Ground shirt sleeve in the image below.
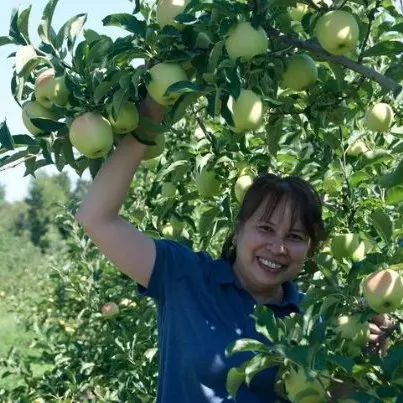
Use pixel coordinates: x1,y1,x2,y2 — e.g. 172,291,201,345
136,239,206,303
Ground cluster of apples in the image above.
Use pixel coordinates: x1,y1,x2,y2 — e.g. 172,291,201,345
20,1,396,164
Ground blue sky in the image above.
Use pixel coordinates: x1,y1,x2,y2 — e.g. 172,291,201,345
0,0,139,202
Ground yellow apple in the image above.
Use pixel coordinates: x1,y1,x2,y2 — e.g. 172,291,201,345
330,233,367,262
282,54,318,91
35,68,69,109
144,134,165,160
334,315,370,346
21,101,59,135
195,169,220,198
156,0,189,28
106,101,139,134
364,103,394,132
234,175,254,203
315,10,359,55
289,3,308,21
231,89,264,133
225,22,268,61
146,62,188,105
69,112,114,159
362,268,403,313
284,366,330,403
101,302,119,318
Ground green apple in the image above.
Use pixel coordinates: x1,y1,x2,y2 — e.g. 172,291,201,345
231,89,264,133
234,175,254,203
225,22,268,61
106,102,139,134
21,101,59,135
284,366,330,403
330,233,367,262
144,134,165,160
334,315,370,346
156,0,189,29
101,302,119,318
364,103,394,132
347,140,369,156
282,54,318,91
69,112,114,159
195,169,220,198
315,10,359,55
161,182,177,197
362,268,403,313
146,62,188,105
289,3,308,21
35,68,69,109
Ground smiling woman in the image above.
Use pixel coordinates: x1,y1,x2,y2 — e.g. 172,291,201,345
221,173,327,304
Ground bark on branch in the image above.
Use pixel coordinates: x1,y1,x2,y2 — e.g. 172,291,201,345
264,25,402,95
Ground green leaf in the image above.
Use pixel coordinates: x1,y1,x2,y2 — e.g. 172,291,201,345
38,0,58,46
245,354,276,385
370,208,393,242
0,122,14,150
102,14,146,37
9,8,27,45
17,6,32,44
386,186,403,205
363,41,403,57
226,364,247,399
167,93,202,124
165,81,211,97
0,150,29,168
55,14,87,52
0,36,17,46
253,305,278,343
226,338,269,356
29,118,66,133
12,134,37,146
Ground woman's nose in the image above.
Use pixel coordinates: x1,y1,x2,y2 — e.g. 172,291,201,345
266,237,287,254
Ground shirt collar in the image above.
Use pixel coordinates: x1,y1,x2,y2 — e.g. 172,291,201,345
211,258,301,312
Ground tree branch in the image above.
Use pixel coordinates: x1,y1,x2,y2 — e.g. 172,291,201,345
263,25,402,95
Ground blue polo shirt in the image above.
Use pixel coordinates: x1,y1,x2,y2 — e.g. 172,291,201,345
137,239,303,403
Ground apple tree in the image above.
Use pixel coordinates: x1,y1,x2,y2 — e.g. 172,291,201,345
0,0,403,401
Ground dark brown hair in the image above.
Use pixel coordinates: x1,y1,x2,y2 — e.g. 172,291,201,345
221,173,327,263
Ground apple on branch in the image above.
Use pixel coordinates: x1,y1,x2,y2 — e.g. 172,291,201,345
156,0,189,29
106,101,139,134
35,68,69,109
234,174,254,204
230,89,265,133
146,62,188,106
194,168,220,198
69,112,114,159
362,268,403,313
282,54,318,91
283,366,330,403
101,302,119,319
225,22,268,61
364,103,394,132
315,10,359,55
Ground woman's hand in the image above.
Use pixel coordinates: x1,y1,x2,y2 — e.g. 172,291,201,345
366,314,395,356
139,93,166,125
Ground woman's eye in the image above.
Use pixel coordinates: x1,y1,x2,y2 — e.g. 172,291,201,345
289,233,304,241
260,225,273,232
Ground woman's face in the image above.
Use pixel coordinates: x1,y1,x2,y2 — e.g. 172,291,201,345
232,196,311,303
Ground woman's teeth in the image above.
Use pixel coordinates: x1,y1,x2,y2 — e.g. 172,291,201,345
257,257,284,270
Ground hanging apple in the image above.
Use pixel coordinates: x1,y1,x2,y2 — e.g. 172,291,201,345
69,112,114,159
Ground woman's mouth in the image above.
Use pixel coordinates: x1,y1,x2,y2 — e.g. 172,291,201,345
256,256,286,273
